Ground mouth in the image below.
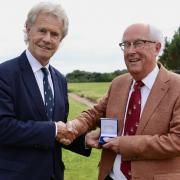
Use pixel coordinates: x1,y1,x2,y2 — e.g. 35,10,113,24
38,44,52,51
129,58,140,63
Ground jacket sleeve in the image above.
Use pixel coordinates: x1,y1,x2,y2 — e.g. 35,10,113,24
63,134,91,156
68,84,112,138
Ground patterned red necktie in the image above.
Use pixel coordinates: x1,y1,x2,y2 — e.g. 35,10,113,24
120,81,144,180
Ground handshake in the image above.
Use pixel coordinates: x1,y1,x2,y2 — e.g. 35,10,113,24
56,121,78,145
55,121,101,148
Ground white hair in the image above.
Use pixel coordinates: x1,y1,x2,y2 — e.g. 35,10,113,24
24,1,69,43
148,24,165,50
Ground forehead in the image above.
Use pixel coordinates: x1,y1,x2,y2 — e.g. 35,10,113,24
33,12,63,32
123,24,149,42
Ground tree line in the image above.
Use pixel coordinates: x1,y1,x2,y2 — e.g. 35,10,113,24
159,27,180,73
66,27,180,82
66,69,127,82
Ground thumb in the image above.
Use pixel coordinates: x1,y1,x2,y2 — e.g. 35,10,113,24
103,137,113,142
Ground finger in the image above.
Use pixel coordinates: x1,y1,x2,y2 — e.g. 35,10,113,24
94,143,102,149
91,142,99,148
59,138,72,145
67,130,77,138
57,128,77,140
58,121,66,128
102,141,111,148
67,122,78,136
63,140,71,145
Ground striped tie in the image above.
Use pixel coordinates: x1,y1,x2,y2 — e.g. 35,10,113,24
41,67,54,121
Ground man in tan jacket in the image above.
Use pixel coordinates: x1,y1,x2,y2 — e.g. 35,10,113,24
61,23,180,180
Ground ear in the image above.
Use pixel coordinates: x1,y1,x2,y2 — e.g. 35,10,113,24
25,23,31,34
154,42,161,56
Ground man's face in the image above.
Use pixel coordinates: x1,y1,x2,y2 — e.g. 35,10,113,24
26,12,64,65
122,24,161,80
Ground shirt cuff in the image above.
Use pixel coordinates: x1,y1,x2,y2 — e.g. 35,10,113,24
55,122,57,137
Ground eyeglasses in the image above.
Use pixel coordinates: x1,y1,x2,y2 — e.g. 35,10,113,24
119,39,156,51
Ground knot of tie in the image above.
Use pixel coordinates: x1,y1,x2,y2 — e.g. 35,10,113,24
41,67,49,77
134,80,144,90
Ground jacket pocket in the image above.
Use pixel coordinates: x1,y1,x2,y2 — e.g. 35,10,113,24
0,158,26,173
154,173,180,180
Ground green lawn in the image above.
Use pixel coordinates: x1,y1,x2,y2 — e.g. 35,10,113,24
68,82,110,101
67,97,88,120
63,97,101,180
63,146,100,180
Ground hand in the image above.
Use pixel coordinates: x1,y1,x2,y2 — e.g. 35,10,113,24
102,137,121,153
56,121,78,145
85,129,101,149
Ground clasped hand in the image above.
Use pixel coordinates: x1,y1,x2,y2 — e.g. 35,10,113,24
56,121,78,145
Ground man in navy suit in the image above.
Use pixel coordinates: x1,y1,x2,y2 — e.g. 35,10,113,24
0,2,90,180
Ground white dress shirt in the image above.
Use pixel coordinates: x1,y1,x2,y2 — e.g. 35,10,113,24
26,49,54,102
110,65,159,180
26,49,57,136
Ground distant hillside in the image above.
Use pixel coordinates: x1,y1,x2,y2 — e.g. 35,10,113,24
66,69,127,82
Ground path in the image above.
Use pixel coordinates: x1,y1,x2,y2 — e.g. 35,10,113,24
68,93,96,108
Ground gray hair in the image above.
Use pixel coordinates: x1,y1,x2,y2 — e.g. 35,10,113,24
24,1,69,43
148,24,164,50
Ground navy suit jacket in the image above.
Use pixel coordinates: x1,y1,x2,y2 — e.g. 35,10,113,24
0,51,90,180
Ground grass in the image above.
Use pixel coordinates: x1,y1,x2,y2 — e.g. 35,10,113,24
63,147,100,180
63,97,101,180
68,82,110,101
67,96,88,120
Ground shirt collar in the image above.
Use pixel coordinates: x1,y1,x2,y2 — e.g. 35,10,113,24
26,49,50,73
132,65,159,90
142,65,159,90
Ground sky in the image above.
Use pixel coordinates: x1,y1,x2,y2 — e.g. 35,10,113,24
0,0,179,75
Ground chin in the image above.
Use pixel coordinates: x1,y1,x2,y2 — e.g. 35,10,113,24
130,69,142,77
38,52,51,59
128,67,141,73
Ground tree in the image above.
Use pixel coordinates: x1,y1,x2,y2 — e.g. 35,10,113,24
66,69,127,82
159,27,180,72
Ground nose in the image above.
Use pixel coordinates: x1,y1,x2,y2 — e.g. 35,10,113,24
42,32,51,42
125,45,136,54
128,43,137,52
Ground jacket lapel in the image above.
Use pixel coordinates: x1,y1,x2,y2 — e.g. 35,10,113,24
49,66,64,122
19,52,47,120
136,65,170,134
115,75,133,135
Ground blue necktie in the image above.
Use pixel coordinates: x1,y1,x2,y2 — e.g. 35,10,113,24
41,67,54,121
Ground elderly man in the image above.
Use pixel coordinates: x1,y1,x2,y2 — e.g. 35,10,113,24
62,23,180,180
